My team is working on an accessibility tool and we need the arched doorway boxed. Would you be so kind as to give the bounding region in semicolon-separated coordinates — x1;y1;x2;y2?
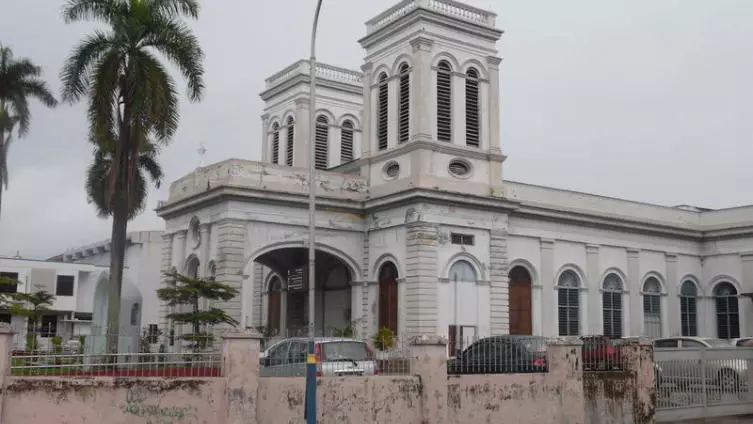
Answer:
508;266;533;335
378;262;399;336
255;246;354;336
267;276;283;336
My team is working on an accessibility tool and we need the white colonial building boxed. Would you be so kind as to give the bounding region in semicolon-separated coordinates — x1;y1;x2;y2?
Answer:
155;0;753;347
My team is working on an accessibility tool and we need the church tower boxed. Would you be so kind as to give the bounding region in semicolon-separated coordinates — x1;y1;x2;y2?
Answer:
357;0;504;198
259;60;364;170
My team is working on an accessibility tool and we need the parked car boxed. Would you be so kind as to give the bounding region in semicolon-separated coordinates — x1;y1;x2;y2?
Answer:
581;335;624;371
259;337;378;377
653;336;745;391
447;335;548;375
730;337;753;347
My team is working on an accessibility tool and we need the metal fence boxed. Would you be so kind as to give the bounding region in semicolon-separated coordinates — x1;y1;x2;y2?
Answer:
654;347;753;422
581;336;628;372
446;335;549;375
10;330;222;378
257;329;411;377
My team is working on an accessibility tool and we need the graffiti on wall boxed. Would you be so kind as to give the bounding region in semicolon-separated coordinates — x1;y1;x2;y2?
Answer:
119;387;197;424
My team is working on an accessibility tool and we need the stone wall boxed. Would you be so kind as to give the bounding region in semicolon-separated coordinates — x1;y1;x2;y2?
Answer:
0;326;656;424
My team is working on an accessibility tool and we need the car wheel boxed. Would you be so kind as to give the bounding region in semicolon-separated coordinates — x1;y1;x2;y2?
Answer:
718;368;740;392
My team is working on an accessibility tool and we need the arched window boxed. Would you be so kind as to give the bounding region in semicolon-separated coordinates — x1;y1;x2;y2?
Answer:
436;61;452;142
377;73;389;151
449;260;476;282
186;256;200;279
557;270;580;336
642;277;662;338
208;261;216;282
285;116;295;166
315;115;329;170
680;280;698;337
270;122;280;164
130;303;140;326
341;120;354;163
602;273;623;339
714;282;739;339
465;67;480;147
398;63;410;143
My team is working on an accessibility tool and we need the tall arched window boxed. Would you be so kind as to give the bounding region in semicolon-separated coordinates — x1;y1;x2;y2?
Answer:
436;61;453;142
398;63;410;143
642;277;663;338
602;273;623;339
557;270;580;336
341;120;354;163
130;303;140;326
448;260;478;356
465;67;480;147
377;72;389;151
714;282;739;339
315;115;329;170
450;260;476;282
186;256;200;279
285;116;295;166
680;280;698;337
270;122;280;164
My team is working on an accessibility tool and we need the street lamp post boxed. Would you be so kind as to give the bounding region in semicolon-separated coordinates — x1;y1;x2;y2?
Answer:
305;1;323;423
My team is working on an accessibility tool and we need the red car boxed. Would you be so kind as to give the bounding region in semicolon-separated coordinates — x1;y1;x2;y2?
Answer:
581;335;625;371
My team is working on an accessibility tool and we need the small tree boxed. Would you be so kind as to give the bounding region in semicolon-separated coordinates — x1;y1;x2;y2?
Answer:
0;277;56;351
157;271;239;352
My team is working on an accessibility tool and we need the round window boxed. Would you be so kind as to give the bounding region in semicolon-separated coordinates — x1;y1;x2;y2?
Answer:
383;161;400;180
448;160;471;178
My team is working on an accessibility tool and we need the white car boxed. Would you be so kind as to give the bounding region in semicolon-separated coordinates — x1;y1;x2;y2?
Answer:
653;336;745;392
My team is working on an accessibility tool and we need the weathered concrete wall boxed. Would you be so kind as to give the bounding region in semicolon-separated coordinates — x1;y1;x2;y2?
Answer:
3;378;225;424
256;376;422;424
584;340;656;424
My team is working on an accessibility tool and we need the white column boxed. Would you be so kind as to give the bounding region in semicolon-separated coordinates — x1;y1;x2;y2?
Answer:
539;239;555;336
452;72;465;146
665;253;678;336
739;253;753;337
199;223;211;277
388;75;398;149
627;249;641;337
360;62;373;158
409;37;434;142
260;113;270;162
586;244;601;335
486;56;502;153
172;230;187;271
293;97;309;168
330;125;341;167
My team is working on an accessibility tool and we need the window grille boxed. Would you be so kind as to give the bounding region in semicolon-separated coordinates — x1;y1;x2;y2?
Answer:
437;61;452;142
398;63;410;143
465;68;480;147
341;120;354;163
315;115;329;170
377;73;389;151
557;270;580;336
271;122;280;164
285;116;295;166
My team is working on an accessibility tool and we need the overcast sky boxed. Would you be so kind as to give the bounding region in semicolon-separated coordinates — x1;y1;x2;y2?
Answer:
1;0;752;259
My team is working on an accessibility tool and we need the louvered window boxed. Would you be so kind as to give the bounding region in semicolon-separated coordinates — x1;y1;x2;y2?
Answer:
315;115;329;170
680;281;698;337
557;270;580;336
285;116;295;166
465;68;480;147
602;273;623;339
377;73;388;151
642;278;662;339
398;63;410;143
270;122;280;164
341;120;354;163
714;282;739;339
436;61;452;142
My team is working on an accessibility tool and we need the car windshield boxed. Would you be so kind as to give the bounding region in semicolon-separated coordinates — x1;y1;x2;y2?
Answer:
702;338;733;347
321;342;369;361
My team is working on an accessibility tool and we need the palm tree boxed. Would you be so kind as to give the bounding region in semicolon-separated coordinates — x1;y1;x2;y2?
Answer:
60;0;205;354
0;45;58;218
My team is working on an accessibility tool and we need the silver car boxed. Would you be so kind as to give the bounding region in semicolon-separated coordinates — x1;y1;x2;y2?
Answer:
259;337;379;377
653;336;746;392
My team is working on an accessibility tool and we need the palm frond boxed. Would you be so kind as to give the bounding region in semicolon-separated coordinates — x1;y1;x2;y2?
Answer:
20;79;57;108
60;31;114;103
129;49;179;141
61;0;125;24
140;16;204;101
86;49;121;140
151;0;200;19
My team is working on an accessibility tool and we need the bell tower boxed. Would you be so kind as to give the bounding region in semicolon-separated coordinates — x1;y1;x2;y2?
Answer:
357;0;505;198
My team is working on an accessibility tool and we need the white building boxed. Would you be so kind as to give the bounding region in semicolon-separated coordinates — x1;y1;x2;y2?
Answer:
155;0;753;348
0;256;141;351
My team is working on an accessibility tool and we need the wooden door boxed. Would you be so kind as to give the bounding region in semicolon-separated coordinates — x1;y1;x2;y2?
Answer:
267;290;281;336
378;262;399;335
508;266;533;335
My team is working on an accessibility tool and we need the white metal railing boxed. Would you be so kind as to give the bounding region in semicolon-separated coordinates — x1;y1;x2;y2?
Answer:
264;60;362;89
654;347;753;422
366;0;496;33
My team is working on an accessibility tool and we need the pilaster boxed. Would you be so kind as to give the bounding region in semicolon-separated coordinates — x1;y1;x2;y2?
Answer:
260;113;270;163
360;62;373;160
252;263;264;328
539;238;555;336
489;224;510;335
404;210;439;337
215;219;247;326
159;232;175;332
293;97;310;168
409;36;434;142
665;253;678;336
361;231;371;338
627;248;641;336
199;223;211;277
586;244;600;335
